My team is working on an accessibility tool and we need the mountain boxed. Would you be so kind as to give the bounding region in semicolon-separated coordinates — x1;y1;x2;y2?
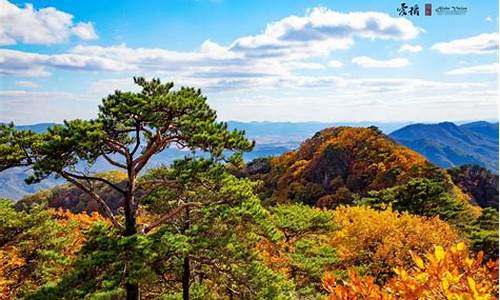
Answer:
15;123;55;133
3;121;496;200
0;121;409;200
390;121;498;172
242;126;455;206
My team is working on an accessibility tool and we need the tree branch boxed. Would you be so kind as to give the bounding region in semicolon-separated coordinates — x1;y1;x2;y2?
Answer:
63;171;126;195
130;122;141;156
61;173;123;230
133;126;173;174
142;202;203;234
104;138;128;156
101;150;127;169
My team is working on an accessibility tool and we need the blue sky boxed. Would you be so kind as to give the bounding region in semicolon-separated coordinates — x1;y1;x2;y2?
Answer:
0;0;498;124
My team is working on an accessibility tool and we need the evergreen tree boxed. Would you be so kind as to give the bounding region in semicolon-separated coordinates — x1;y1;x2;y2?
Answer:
0;77;253;300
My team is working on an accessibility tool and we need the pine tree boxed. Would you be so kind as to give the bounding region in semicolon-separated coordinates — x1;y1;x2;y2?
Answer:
0;77;253;300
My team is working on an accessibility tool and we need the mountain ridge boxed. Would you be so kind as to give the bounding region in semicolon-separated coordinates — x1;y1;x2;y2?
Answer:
390;121;498;172
1;120;498;200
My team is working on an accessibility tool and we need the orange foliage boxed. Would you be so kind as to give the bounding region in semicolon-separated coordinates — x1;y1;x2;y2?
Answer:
0;209;104;299
331;206;460;280
0;246;25;298
256;239;293;275
323;243;499;300
265;127;450;205
52;208;106;254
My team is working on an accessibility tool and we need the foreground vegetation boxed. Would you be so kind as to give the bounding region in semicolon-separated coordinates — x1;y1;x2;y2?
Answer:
0;78;498;299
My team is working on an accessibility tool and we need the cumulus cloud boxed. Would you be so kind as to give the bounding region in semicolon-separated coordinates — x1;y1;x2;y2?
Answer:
0;6;422;79
72;22;98;40
229;7;422;60
445;63;498;75
0;48;131;76
431;33;498;54
352;56;410;68
398;44;422;53
0;0;97;45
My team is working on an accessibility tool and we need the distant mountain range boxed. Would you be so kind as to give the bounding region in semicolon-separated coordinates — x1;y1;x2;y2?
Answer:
390;121;498;172
1;120;498;199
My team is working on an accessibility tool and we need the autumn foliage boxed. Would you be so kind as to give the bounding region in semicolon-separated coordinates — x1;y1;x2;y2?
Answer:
331;206;460;281
256;204;464;297
0;204;104;299
247;127;454;206
0;124;497;299
322;243;499;300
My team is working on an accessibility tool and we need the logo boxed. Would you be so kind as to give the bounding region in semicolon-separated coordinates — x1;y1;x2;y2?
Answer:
435;5;467;15
397;3;420;16
397;2;467;17
425;3;432;16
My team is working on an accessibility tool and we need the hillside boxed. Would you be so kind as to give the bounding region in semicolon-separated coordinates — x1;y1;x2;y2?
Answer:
243;126;456;206
390;121;499;172
15;171;127;215
448;165;499;209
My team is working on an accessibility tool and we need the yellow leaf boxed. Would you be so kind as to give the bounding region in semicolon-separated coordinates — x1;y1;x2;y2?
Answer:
411;252;424;269
441;278;449;291
467;277;476;293
435;246;445;262
465;258;474;267
456;242;465;251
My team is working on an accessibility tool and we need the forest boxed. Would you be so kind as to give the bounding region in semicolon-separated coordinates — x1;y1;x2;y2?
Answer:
0;78;498;300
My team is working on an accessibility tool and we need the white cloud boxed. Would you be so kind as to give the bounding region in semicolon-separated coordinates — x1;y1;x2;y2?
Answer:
229;7;422;60
15;80;39;88
445;63;498;75
0;48;132;76
327;60;343;68
0;0;97;45
72;22;98;40
352;56;410;68
485;16;493;22
431;33;498;54
398;44;422;53
0;7;422;80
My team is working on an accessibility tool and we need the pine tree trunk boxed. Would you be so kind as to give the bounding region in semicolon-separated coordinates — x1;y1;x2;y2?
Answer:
182;256;190;300
124;170;139;300
126;283;140;300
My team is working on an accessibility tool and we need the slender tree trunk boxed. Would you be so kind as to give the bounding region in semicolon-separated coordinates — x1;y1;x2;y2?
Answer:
124;171;139;300
124;193;139;300
126;283;140;300
124;192;137;236
182;256;190;300
182;208;190;300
